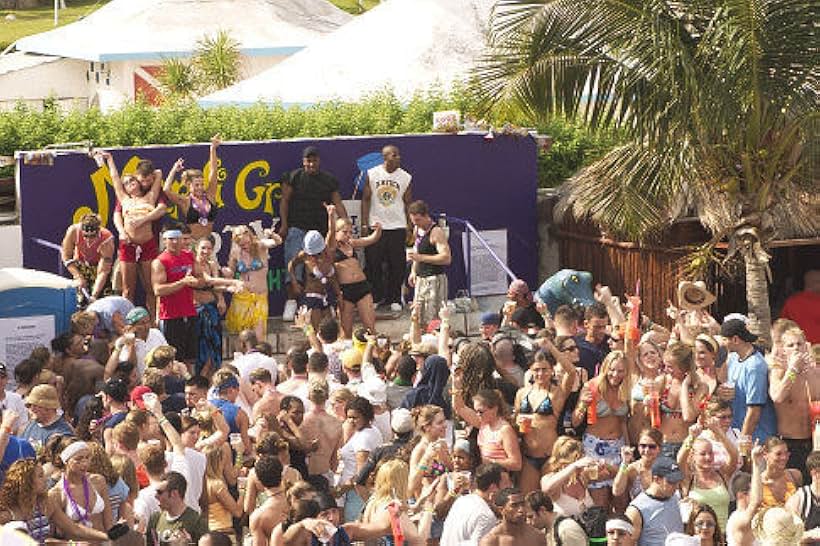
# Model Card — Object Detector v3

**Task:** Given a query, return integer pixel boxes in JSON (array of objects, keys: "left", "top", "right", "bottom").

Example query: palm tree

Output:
[{"left": 474, "top": 0, "right": 818, "bottom": 345}]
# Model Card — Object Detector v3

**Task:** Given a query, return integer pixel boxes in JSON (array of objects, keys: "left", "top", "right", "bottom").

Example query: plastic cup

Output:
[
  {"left": 586, "top": 464, "right": 599, "bottom": 481},
  {"left": 229, "top": 433, "right": 243, "bottom": 446},
  {"left": 141, "top": 392, "right": 158, "bottom": 407},
  {"left": 237, "top": 476, "right": 247, "bottom": 496},
  {"left": 739, "top": 434, "right": 752, "bottom": 457},
  {"left": 518, "top": 415, "right": 533, "bottom": 434}
]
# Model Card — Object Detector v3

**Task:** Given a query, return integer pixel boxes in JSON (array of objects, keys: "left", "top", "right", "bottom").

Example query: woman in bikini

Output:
[
  {"left": 452, "top": 386, "right": 521, "bottom": 472},
  {"left": 760, "top": 436, "right": 803, "bottom": 509},
  {"left": 223, "top": 224, "right": 282, "bottom": 340},
  {"left": 627, "top": 338, "right": 665, "bottom": 444},
  {"left": 48, "top": 440, "right": 112, "bottom": 536},
  {"left": 99, "top": 151, "right": 162, "bottom": 314},
  {"left": 514, "top": 344, "right": 576, "bottom": 494},
  {"left": 0, "top": 458, "right": 112, "bottom": 544},
  {"left": 288, "top": 204, "right": 340, "bottom": 331},
  {"left": 540, "top": 436, "right": 596, "bottom": 518},
  {"left": 332, "top": 218, "right": 382, "bottom": 338},
  {"left": 613, "top": 427, "right": 664, "bottom": 501},
  {"left": 194, "top": 236, "right": 227, "bottom": 376},
  {"left": 572, "top": 350, "right": 630, "bottom": 511},
  {"left": 659, "top": 342, "right": 710, "bottom": 460},
  {"left": 163, "top": 134, "right": 222, "bottom": 243}
]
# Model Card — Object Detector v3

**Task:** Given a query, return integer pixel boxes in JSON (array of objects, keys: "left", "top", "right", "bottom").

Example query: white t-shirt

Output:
[
  {"left": 440, "top": 493, "right": 498, "bottom": 546},
  {"left": 165, "top": 447, "right": 207, "bottom": 513},
  {"left": 338, "top": 426, "right": 382, "bottom": 483},
  {"left": 0, "top": 391, "right": 30, "bottom": 433},
  {"left": 134, "top": 483, "right": 160, "bottom": 530},
  {"left": 367, "top": 164, "right": 411, "bottom": 230},
  {"left": 120, "top": 328, "right": 167, "bottom": 380},
  {"left": 234, "top": 352, "right": 279, "bottom": 383},
  {"left": 372, "top": 410, "right": 393, "bottom": 444}
]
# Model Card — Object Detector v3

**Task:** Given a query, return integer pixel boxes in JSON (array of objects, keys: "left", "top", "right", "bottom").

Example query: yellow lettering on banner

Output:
[
  {"left": 205, "top": 158, "right": 227, "bottom": 208},
  {"left": 235, "top": 159, "right": 285, "bottom": 214},
  {"left": 71, "top": 156, "right": 143, "bottom": 227}
]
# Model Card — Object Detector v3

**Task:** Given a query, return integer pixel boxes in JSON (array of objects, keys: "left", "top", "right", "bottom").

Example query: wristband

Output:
[
  {"left": 619, "top": 463, "right": 629, "bottom": 474},
  {"left": 786, "top": 369, "right": 798, "bottom": 381},
  {"left": 158, "top": 417, "right": 169, "bottom": 426},
  {"left": 304, "top": 325, "right": 315, "bottom": 336}
]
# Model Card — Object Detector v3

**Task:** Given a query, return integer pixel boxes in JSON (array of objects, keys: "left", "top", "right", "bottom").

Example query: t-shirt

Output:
[
  {"left": 0, "top": 436, "right": 35, "bottom": 482},
  {"left": 285, "top": 168, "right": 340, "bottom": 233},
  {"left": 727, "top": 349, "right": 778, "bottom": 443},
  {"left": 338, "top": 426, "right": 383, "bottom": 483},
  {"left": 120, "top": 328, "right": 167, "bottom": 380},
  {"left": 366, "top": 164, "right": 411, "bottom": 230},
  {"left": 20, "top": 415, "right": 74, "bottom": 446},
  {"left": 780, "top": 290, "right": 820, "bottom": 343},
  {"left": 88, "top": 296, "right": 134, "bottom": 337},
  {"left": 548, "top": 517, "right": 588, "bottom": 546},
  {"left": 0, "top": 391, "right": 30, "bottom": 432},
  {"left": 165, "top": 448, "right": 207, "bottom": 513},
  {"left": 440, "top": 493, "right": 498, "bottom": 546},
  {"left": 146, "top": 507, "right": 209, "bottom": 546},
  {"left": 234, "top": 352, "right": 280, "bottom": 383},
  {"left": 135, "top": 483, "right": 160, "bottom": 530},
  {"left": 574, "top": 334, "right": 610, "bottom": 378}
]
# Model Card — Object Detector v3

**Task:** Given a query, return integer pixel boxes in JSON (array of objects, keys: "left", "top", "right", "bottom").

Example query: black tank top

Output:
[{"left": 416, "top": 228, "right": 444, "bottom": 277}]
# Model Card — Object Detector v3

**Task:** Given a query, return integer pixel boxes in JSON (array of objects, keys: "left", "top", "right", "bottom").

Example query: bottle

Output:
[{"left": 587, "top": 382, "right": 598, "bottom": 425}]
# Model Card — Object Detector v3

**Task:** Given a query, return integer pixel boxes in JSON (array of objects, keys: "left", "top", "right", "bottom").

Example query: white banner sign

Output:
[
  {"left": 0, "top": 314, "right": 55, "bottom": 390},
  {"left": 461, "top": 229, "right": 508, "bottom": 296}
]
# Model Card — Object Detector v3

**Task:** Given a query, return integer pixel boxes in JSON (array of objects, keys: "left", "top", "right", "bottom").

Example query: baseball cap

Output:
[
  {"left": 130, "top": 385, "right": 153, "bottom": 410},
  {"left": 303, "top": 230, "right": 326, "bottom": 255},
  {"left": 302, "top": 145, "right": 320, "bottom": 158},
  {"left": 480, "top": 312, "right": 500, "bottom": 326},
  {"left": 0, "top": 362, "right": 7, "bottom": 377},
  {"left": 651, "top": 456, "right": 684, "bottom": 483},
  {"left": 390, "top": 408, "right": 413, "bottom": 434},
  {"left": 720, "top": 318, "right": 758, "bottom": 343}
]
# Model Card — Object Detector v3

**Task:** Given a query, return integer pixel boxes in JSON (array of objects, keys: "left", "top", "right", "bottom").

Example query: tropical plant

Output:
[
  {"left": 474, "top": 0, "right": 819, "bottom": 344},
  {"left": 157, "top": 57, "right": 198, "bottom": 99},
  {"left": 193, "top": 29, "right": 242, "bottom": 93}
]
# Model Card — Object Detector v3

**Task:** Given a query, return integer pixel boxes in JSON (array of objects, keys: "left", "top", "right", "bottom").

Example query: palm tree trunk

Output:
[{"left": 744, "top": 254, "right": 773, "bottom": 349}]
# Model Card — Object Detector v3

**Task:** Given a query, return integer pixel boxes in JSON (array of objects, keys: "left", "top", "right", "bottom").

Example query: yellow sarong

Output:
[{"left": 225, "top": 290, "right": 268, "bottom": 333}]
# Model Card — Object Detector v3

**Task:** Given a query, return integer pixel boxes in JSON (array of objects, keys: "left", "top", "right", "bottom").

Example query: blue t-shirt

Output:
[
  {"left": 574, "top": 334, "right": 610, "bottom": 378},
  {"left": 727, "top": 349, "right": 778, "bottom": 443},
  {"left": 0, "top": 436, "right": 35, "bottom": 482},
  {"left": 21, "top": 415, "right": 75, "bottom": 446}
]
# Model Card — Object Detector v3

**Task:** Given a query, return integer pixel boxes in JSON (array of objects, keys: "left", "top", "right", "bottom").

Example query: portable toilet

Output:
[{"left": 0, "top": 268, "right": 76, "bottom": 386}]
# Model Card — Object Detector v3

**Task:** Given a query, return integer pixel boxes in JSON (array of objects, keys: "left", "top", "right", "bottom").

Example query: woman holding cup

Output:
[
  {"left": 452, "top": 387, "right": 521, "bottom": 472},
  {"left": 612, "top": 428, "right": 664, "bottom": 501},
  {"left": 514, "top": 346, "right": 576, "bottom": 493},
  {"left": 431, "top": 438, "right": 475, "bottom": 521},
  {"left": 627, "top": 339, "right": 665, "bottom": 444},
  {"left": 540, "top": 436, "right": 597, "bottom": 517},
  {"left": 408, "top": 405, "right": 451, "bottom": 498},
  {"left": 571, "top": 350, "right": 630, "bottom": 511}
]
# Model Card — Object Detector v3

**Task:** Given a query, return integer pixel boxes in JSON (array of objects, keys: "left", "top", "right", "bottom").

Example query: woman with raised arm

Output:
[
  {"left": 514, "top": 344, "right": 576, "bottom": 494},
  {"left": 288, "top": 204, "right": 340, "bottom": 331},
  {"left": 539, "top": 436, "right": 596, "bottom": 517},
  {"left": 163, "top": 134, "right": 222, "bottom": 242},
  {"left": 613, "top": 427, "right": 664, "bottom": 501},
  {"left": 407, "top": 405, "right": 451, "bottom": 499},
  {"left": 659, "top": 342, "right": 710, "bottom": 460},
  {"left": 452, "top": 385, "right": 521, "bottom": 472},
  {"left": 60, "top": 212, "right": 115, "bottom": 305},
  {"left": 194, "top": 235, "right": 228, "bottom": 376},
  {"left": 332, "top": 217, "right": 382, "bottom": 338},
  {"left": 223, "top": 224, "right": 282, "bottom": 340},
  {"left": 627, "top": 338, "right": 664, "bottom": 444}
]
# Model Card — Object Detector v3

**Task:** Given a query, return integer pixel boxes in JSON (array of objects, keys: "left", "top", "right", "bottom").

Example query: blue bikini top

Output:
[
  {"left": 236, "top": 257, "right": 264, "bottom": 274},
  {"left": 519, "top": 390, "right": 554, "bottom": 416}
]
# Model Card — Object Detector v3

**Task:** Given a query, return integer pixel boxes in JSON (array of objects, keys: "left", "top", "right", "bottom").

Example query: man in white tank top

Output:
[{"left": 361, "top": 145, "right": 413, "bottom": 312}]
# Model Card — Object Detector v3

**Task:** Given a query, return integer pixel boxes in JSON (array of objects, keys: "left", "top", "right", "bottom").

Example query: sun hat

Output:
[
  {"left": 341, "top": 348, "right": 363, "bottom": 371},
  {"left": 677, "top": 280, "right": 716, "bottom": 311},
  {"left": 753, "top": 507, "right": 805, "bottom": 546},
  {"left": 303, "top": 230, "right": 326, "bottom": 255},
  {"left": 25, "top": 384, "right": 60, "bottom": 409}
]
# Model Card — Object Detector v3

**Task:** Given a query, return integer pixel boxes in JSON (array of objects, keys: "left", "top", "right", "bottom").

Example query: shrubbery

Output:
[{"left": 0, "top": 88, "right": 618, "bottom": 186}]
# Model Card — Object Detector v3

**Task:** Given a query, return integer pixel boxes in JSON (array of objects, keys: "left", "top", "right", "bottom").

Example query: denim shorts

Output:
[{"left": 284, "top": 227, "right": 306, "bottom": 283}]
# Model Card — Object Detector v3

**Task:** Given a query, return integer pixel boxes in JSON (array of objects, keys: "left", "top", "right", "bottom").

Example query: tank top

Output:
[
  {"left": 367, "top": 164, "right": 411, "bottom": 230},
  {"left": 415, "top": 228, "right": 444, "bottom": 278},
  {"left": 211, "top": 398, "right": 240, "bottom": 433},
  {"left": 208, "top": 481, "right": 234, "bottom": 531},
  {"left": 157, "top": 250, "right": 196, "bottom": 320},
  {"left": 687, "top": 475, "right": 730, "bottom": 530},
  {"left": 75, "top": 225, "right": 113, "bottom": 265},
  {"left": 761, "top": 473, "right": 797, "bottom": 508},
  {"left": 477, "top": 424, "right": 507, "bottom": 462},
  {"left": 629, "top": 492, "right": 683, "bottom": 546}
]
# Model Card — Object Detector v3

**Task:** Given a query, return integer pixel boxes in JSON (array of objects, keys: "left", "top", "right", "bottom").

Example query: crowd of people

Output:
[{"left": 4, "top": 139, "right": 816, "bottom": 546}]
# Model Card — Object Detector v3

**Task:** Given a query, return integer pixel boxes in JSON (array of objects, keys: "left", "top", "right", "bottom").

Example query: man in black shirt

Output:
[
  {"left": 279, "top": 146, "right": 348, "bottom": 320},
  {"left": 574, "top": 302, "right": 611, "bottom": 378}
]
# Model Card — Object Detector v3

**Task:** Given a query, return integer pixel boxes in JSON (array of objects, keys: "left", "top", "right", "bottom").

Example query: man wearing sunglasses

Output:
[{"left": 61, "top": 212, "right": 115, "bottom": 304}]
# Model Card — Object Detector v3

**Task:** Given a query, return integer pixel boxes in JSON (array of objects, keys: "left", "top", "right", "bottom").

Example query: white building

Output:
[
  {"left": 0, "top": 0, "right": 351, "bottom": 111},
  {"left": 199, "top": 0, "right": 496, "bottom": 107}
]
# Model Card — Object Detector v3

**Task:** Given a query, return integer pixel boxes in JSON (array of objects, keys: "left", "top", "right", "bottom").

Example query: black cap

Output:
[
  {"left": 0, "top": 362, "right": 6, "bottom": 377},
  {"left": 720, "top": 319, "right": 758, "bottom": 342},
  {"left": 651, "top": 456, "right": 684, "bottom": 483},
  {"left": 103, "top": 377, "right": 129, "bottom": 403},
  {"left": 302, "top": 145, "right": 320, "bottom": 158}
]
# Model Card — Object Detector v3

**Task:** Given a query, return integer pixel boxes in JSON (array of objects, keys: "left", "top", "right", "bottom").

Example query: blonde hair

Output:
[
  {"left": 781, "top": 327, "right": 806, "bottom": 345},
  {"left": 87, "top": 441, "right": 118, "bottom": 486},
  {"left": 596, "top": 350, "right": 629, "bottom": 404},
  {"left": 111, "top": 454, "right": 138, "bottom": 502},
  {"left": 181, "top": 169, "right": 204, "bottom": 185},
  {"left": 411, "top": 405, "right": 443, "bottom": 434},
  {"left": 204, "top": 445, "right": 224, "bottom": 481},
  {"left": 372, "top": 459, "right": 409, "bottom": 504},
  {"left": 71, "top": 310, "right": 98, "bottom": 333},
  {"left": 336, "top": 217, "right": 352, "bottom": 231},
  {"left": 231, "top": 225, "right": 264, "bottom": 259},
  {"left": 545, "top": 436, "right": 584, "bottom": 474}
]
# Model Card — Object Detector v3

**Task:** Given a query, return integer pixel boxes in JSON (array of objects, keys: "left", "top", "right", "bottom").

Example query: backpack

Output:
[{"left": 554, "top": 506, "right": 608, "bottom": 545}]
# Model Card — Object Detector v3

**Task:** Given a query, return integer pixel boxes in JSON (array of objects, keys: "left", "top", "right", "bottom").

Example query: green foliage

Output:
[
  {"left": 0, "top": 89, "right": 615, "bottom": 185},
  {"left": 157, "top": 58, "right": 198, "bottom": 99},
  {"left": 193, "top": 30, "right": 242, "bottom": 93}
]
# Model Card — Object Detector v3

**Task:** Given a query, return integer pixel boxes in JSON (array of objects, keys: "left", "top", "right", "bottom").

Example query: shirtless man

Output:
[
  {"left": 53, "top": 331, "right": 104, "bottom": 418},
  {"left": 768, "top": 326, "right": 818, "bottom": 483},
  {"left": 479, "top": 488, "right": 546, "bottom": 546},
  {"left": 300, "top": 381, "right": 342, "bottom": 481},
  {"left": 99, "top": 151, "right": 165, "bottom": 317},
  {"left": 249, "top": 455, "right": 288, "bottom": 546},
  {"left": 251, "top": 368, "right": 283, "bottom": 424}
]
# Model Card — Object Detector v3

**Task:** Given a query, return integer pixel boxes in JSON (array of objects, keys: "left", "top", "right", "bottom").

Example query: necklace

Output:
[{"left": 62, "top": 474, "right": 92, "bottom": 527}]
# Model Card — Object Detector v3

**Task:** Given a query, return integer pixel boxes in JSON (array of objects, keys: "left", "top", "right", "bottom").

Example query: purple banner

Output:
[{"left": 18, "top": 133, "right": 537, "bottom": 314}]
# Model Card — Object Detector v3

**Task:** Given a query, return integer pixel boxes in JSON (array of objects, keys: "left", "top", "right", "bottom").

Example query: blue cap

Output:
[
  {"left": 480, "top": 311, "right": 500, "bottom": 326},
  {"left": 303, "top": 230, "right": 326, "bottom": 255},
  {"left": 217, "top": 375, "right": 240, "bottom": 391},
  {"left": 651, "top": 456, "right": 683, "bottom": 482}
]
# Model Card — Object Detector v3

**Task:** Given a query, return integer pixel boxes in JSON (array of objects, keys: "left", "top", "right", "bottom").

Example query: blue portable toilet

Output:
[{"left": 0, "top": 268, "right": 76, "bottom": 385}]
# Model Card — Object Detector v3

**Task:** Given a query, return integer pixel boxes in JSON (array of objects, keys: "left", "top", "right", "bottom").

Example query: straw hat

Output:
[
  {"left": 677, "top": 281, "right": 716, "bottom": 311},
  {"left": 753, "top": 507, "right": 805, "bottom": 546},
  {"left": 25, "top": 384, "right": 60, "bottom": 409}
]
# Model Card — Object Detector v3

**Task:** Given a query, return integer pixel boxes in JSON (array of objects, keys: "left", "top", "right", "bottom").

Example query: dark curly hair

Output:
[
  {"left": 345, "top": 396, "right": 374, "bottom": 424},
  {"left": 458, "top": 342, "right": 496, "bottom": 405}
]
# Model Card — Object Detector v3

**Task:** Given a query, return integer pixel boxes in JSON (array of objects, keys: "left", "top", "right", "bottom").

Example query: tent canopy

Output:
[
  {"left": 198, "top": 0, "right": 495, "bottom": 107},
  {"left": 13, "top": 0, "right": 352, "bottom": 62}
]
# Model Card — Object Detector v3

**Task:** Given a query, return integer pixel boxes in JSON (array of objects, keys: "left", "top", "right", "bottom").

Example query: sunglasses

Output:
[
  {"left": 560, "top": 345, "right": 579, "bottom": 352},
  {"left": 638, "top": 443, "right": 658, "bottom": 450}
]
